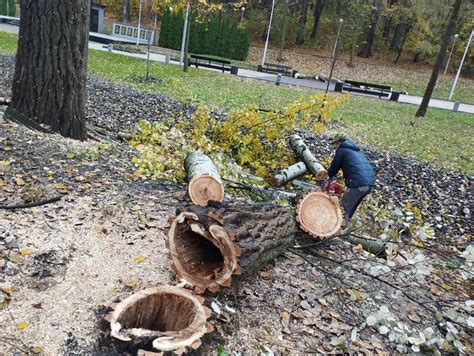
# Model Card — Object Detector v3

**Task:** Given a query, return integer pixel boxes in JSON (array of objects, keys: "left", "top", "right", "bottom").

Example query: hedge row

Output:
[
  {"left": 0, "top": 0, "right": 16, "bottom": 16},
  {"left": 158, "top": 8, "right": 249, "bottom": 61}
]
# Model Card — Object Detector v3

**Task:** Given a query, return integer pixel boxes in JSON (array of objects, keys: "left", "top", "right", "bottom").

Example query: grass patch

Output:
[
  {"left": 372, "top": 76, "right": 474, "bottom": 104},
  {"left": 0, "top": 30, "right": 18, "bottom": 54},
  {"left": 88, "top": 49, "right": 309, "bottom": 110},
  {"left": 1, "top": 30, "right": 472, "bottom": 173},
  {"left": 336, "top": 96, "right": 473, "bottom": 173}
]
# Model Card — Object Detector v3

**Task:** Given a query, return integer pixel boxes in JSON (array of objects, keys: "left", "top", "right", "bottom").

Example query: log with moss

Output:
[
  {"left": 289, "top": 134, "right": 327, "bottom": 181},
  {"left": 184, "top": 151, "right": 224, "bottom": 206}
]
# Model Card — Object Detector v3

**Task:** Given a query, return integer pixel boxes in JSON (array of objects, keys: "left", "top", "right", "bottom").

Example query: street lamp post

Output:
[
  {"left": 449, "top": 29, "right": 473, "bottom": 101},
  {"left": 136, "top": 0, "right": 143, "bottom": 47},
  {"left": 180, "top": 0, "right": 191, "bottom": 66},
  {"left": 261, "top": 0, "right": 276, "bottom": 67},
  {"left": 325, "top": 18, "right": 344, "bottom": 94},
  {"left": 444, "top": 33, "right": 459, "bottom": 75},
  {"left": 240, "top": 6, "right": 246, "bottom": 24}
]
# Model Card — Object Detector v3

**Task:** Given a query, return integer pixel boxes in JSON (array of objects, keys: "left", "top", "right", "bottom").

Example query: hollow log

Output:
[
  {"left": 272, "top": 161, "right": 307, "bottom": 187},
  {"left": 166, "top": 203, "right": 296, "bottom": 293},
  {"left": 184, "top": 151, "right": 224, "bottom": 206},
  {"left": 289, "top": 134, "right": 327, "bottom": 181},
  {"left": 109, "top": 286, "right": 213, "bottom": 353},
  {"left": 296, "top": 190, "right": 343, "bottom": 238}
]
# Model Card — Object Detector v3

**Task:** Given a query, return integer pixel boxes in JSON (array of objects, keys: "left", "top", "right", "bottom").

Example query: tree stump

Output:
[
  {"left": 296, "top": 190, "right": 343, "bottom": 238},
  {"left": 109, "top": 286, "right": 213, "bottom": 353},
  {"left": 166, "top": 203, "right": 296, "bottom": 293},
  {"left": 289, "top": 134, "right": 327, "bottom": 181},
  {"left": 184, "top": 151, "right": 224, "bottom": 206}
]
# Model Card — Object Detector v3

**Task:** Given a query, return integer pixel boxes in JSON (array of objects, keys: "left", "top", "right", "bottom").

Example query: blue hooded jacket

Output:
[{"left": 327, "top": 140, "right": 375, "bottom": 188}]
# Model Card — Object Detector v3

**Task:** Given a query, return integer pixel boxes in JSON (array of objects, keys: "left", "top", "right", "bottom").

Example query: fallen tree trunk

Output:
[
  {"left": 166, "top": 203, "right": 296, "bottom": 293},
  {"left": 272, "top": 162, "right": 307, "bottom": 187},
  {"left": 289, "top": 134, "right": 327, "bottom": 181},
  {"left": 184, "top": 151, "right": 224, "bottom": 206},
  {"left": 296, "top": 190, "right": 343, "bottom": 238}
]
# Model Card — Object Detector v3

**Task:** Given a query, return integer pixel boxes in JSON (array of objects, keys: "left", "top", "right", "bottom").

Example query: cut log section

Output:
[
  {"left": 184, "top": 151, "right": 224, "bottom": 206},
  {"left": 296, "top": 190, "right": 343, "bottom": 238},
  {"left": 289, "top": 134, "right": 327, "bottom": 181},
  {"left": 109, "top": 286, "right": 213, "bottom": 353},
  {"left": 166, "top": 204, "right": 296, "bottom": 293},
  {"left": 272, "top": 162, "right": 307, "bottom": 187}
]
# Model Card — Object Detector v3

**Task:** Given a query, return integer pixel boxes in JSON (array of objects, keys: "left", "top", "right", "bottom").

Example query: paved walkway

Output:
[{"left": 2, "top": 23, "right": 473, "bottom": 114}]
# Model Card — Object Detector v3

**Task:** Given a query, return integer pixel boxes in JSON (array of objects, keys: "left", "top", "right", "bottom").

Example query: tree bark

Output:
[
  {"left": 123, "top": 0, "right": 130, "bottom": 23},
  {"left": 272, "top": 162, "right": 307, "bottom": 186},
  {"left": 8, "top": 0, "right": 89, "bottom": 140},
  {"left": 166, "top": 204, "right": 296, "bottom": 293},
  {"left": 358, "top": 0, "right": 381, "bottom": 58},
  {"left": 296, "top": 0, "right": 309, "bottom": 45},
  {"left": 289, "top": 134, "right": 327, "bottom": 181},
  {"left": 310, "top": 0, "right": 325, "bottom": 39},
  {"left": 184, "top": 151, "right": 224, "bottom": 206},
  {"left": 416, "top": 0, "right": 463, "bottom": 117}
]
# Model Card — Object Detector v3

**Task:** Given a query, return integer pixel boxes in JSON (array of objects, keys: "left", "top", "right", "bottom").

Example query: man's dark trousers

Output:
[{"left": 342, "top": 186, "right": 372, "bottom": 226}]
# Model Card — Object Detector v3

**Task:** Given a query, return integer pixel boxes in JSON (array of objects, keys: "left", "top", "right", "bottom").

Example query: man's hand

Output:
[{"left": 322, "top": 179, "right": 331, "bottom": 192}]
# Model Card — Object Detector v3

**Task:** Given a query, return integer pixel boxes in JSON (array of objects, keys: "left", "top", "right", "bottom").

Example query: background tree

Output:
[
  {"left": 295, "top": 0, "right": 309, "bottom": 45},
  {"left": 310, "top": 0, "right": 325, "bottom": 39},
  {"left": 7, "top": 0, "right": 90, "bottom": 140},
  {"left": 123, "top": 0, "right": 131, "bottom": 23},
  {"left": 358, "top": 0, "right": 383, "bottom": 58},
  {"left": 416, "top": 0, "right": 463, "bottom": 117}
]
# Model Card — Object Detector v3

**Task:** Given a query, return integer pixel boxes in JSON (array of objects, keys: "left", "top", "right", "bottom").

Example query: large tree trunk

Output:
[
  {"left": 310, "top": 0, "right": 325, "bottom": 39},
  {"left": 296, "top": 0, "right": 309, "bottom": 45},
  {"left": 123, "top": 0, "right": 131, "bottom": 23},
  {"left": 7, "top": 0, "right": 89, "bottom": 140},
  {"left": 416, "top": 0, "right": 463, "bottom": 117},
  {"left": 289, "top": 134, "right": 327, "bottom": 180},
  {"left": 184, "top": 151, "right": 224, "bottom": 206},
  {"left": 358, "top": 0, "right": 381, "bottom": 58},
  {"left": 166, "top": 204, "right": 296, "bottom": 293}
]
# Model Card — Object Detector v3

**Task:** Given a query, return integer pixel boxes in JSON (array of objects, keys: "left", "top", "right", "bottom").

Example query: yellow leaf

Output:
[
  {"left": 134, "top": 256, "right": 145, "bottom": 263},
  {"left": 440, "top": 283, "right": 452, "bottom": 291},
  {"left": 53, "top": 183, "right": 68, "bottom": 194},
  {"left": 411, "top": 240, "right": 425, "bottom": 248},
  {"left": 20, "top": 247, "right": 33, "bottom": 256},
  {"left": 31, "top": 347, "right": 42, "bottom": 354},
  {"left": 16, "top": 321, "right": 29, "bottom": 330},
  {"left": 14, "top": 177, "right": 26, "bottom": 186}
]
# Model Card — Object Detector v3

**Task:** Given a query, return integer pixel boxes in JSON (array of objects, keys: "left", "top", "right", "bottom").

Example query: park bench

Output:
[
  {"left": 188, "top": 54, "right": 238, "bottom": 74},
  {"left": 335, "top": 79, "right": 400, "bottom": 101},
  {"left": 257, "top": 62, "right": 298, "bottom": 77},
  {"left": 0, "top": 15, "right": 20, "bottom": 26}
]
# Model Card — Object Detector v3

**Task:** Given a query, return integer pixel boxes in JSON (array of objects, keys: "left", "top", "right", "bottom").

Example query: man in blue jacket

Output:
[{"left": 325, "top": 134, "right": 375, "bottom": 227}]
